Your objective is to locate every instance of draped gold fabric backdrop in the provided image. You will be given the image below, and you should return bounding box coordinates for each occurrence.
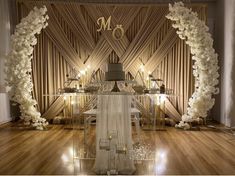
[17,1,207,120]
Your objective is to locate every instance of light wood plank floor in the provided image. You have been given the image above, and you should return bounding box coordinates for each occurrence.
[0,124,235,175]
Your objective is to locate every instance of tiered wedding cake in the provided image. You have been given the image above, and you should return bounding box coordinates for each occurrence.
[105,63,125,81]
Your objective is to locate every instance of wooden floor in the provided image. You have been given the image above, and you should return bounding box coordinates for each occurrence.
[1,123,235,175]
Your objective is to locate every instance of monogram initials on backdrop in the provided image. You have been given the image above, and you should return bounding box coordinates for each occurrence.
[96,16,125,40]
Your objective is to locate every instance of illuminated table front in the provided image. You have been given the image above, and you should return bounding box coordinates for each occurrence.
[43,92,169,175]
[83,107,141,146]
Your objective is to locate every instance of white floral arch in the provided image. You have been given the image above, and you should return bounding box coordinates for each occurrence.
[5,6,49,130]
[166,2,219,129]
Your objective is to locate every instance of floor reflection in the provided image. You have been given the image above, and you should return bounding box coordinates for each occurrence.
[154,149,168,174]
[61,147,74,174]
[72,126,170,175]
[2,125,234,175]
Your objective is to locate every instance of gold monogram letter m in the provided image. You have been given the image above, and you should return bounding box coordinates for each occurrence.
[97,16,112,32]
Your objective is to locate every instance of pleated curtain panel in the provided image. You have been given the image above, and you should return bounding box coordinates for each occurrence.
[16,1,207,120]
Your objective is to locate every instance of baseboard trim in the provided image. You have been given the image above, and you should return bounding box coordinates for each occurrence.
[0,120,12,127]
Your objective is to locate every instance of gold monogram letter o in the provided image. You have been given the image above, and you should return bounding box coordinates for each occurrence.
[112,25,124,40]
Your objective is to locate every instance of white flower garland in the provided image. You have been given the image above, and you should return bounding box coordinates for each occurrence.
[5,6,49,130]
[166,2,219,130]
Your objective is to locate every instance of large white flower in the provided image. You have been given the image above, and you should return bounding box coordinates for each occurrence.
[166,2,219,129]
[5,6,49,130]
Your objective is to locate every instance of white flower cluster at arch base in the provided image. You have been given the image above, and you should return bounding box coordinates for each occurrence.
[166,2,219,130]
[5,6,49,130]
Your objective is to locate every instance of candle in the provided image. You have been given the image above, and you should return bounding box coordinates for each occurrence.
[123,147,127,153]
[146,77,149,89]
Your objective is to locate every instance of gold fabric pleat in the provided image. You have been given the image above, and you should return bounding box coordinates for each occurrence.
[16,1,207,120]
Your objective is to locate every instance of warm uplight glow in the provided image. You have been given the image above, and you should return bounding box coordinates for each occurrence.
[64,96,67,100]
[148,71,151,75]
[87,65,91,69]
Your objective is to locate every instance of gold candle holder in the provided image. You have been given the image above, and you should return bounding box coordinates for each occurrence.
[99,138,110,151]
[116,143,127,154]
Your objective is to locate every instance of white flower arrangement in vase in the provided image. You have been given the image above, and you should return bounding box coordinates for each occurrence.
[5,6,49,130]
[166,2,219,130]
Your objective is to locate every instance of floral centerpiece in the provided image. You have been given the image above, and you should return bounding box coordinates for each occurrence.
[166,2,219,129]
[5,6,49,130]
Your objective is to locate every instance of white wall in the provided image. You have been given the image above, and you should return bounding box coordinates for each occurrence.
[213,0,235,127]
[224,0,235,127]
[0,0,11,124]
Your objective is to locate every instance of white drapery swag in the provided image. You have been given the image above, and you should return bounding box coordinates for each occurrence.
[93,94,135,174]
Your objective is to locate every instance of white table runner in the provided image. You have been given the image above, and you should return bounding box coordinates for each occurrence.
[93,95,135,174]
